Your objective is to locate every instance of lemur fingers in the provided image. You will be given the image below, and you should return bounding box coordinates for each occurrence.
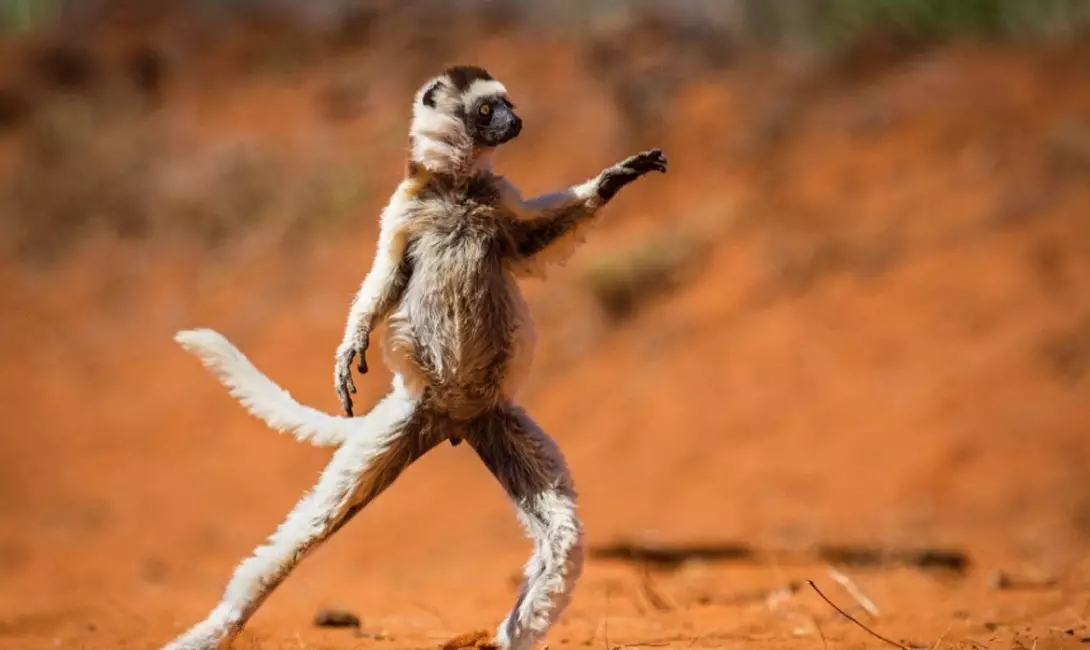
[597,148,668,201]
[618,148,668,174]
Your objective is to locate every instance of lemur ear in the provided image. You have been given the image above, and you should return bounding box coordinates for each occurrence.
[421,80,442,108]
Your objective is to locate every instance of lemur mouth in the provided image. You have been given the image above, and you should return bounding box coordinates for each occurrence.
[497,116,522,144]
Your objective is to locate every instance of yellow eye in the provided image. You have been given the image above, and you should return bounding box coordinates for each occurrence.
[479,103,491,115]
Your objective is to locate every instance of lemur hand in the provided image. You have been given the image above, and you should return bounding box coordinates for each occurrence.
[334,335,369,416]
[597,148,668,202]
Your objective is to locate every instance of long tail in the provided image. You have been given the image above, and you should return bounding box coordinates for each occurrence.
[174,328,356,448]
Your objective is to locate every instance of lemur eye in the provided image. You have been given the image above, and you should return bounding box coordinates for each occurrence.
[479,103,491,116]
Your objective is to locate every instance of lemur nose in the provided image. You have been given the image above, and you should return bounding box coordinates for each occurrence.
[511,116,523,135]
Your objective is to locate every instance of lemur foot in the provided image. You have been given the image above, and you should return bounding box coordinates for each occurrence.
[597,148,668,201]
[161,617,239,650]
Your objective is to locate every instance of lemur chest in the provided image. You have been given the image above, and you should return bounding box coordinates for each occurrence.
[409,191,514,267]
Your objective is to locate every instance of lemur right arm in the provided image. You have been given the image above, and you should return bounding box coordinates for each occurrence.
[335,183,415,416]
[501,149,667,275]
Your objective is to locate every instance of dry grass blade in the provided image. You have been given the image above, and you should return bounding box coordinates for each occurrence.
[807,580,911,650]
[815,616,828,650]
[827,567,880,618]
[603,584,612,650]
[638,565,675,612]
[929,624,952,650]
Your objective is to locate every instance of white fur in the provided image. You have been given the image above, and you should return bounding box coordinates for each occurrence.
[175,329,358,447]
[162,380,424,650]
[464,78,508,105]
[408,74,472,175]
[409,105,470,173]
[498,487,584,650]
[218,390,414,609]
[341,182,414,343]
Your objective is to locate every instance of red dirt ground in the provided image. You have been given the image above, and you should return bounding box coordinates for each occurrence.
[2,28,1090,650]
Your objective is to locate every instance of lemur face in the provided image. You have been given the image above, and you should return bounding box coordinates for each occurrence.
[466,92,521,147]
[417,65,522,149]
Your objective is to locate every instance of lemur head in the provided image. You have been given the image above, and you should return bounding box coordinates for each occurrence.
[408,65,521,176]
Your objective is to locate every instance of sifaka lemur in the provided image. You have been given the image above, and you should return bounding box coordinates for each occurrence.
[162,64,667,650]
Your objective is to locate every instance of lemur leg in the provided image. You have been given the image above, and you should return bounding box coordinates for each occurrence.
[162,386,439,650]
[468,405,585,650]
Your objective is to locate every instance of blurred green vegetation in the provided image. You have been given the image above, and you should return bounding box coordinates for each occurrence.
[2,0,1089,43]
[819,0,1090,44]
[0,0,63,34]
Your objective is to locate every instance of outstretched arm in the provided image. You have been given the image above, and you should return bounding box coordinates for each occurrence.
[501,149,667,275]
[335,184,415,416]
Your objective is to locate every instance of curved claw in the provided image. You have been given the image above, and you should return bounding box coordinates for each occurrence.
[336,380,354,417]
[335,346,359,416]
[338,384,354,417]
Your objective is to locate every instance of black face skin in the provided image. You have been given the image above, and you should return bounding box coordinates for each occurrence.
[467,94,522,147]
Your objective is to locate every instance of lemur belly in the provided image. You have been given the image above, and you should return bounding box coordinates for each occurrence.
[381,229,531,418]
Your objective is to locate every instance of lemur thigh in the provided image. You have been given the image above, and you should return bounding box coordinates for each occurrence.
[468,406,585,650]
[163,389,437,650]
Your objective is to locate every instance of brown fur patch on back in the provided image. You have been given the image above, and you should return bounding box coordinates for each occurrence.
[438,629,500,650]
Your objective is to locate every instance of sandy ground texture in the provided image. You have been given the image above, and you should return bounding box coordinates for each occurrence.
[1,26,1090,650]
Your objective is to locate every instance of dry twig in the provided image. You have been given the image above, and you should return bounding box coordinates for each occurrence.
[807,580,911,650]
